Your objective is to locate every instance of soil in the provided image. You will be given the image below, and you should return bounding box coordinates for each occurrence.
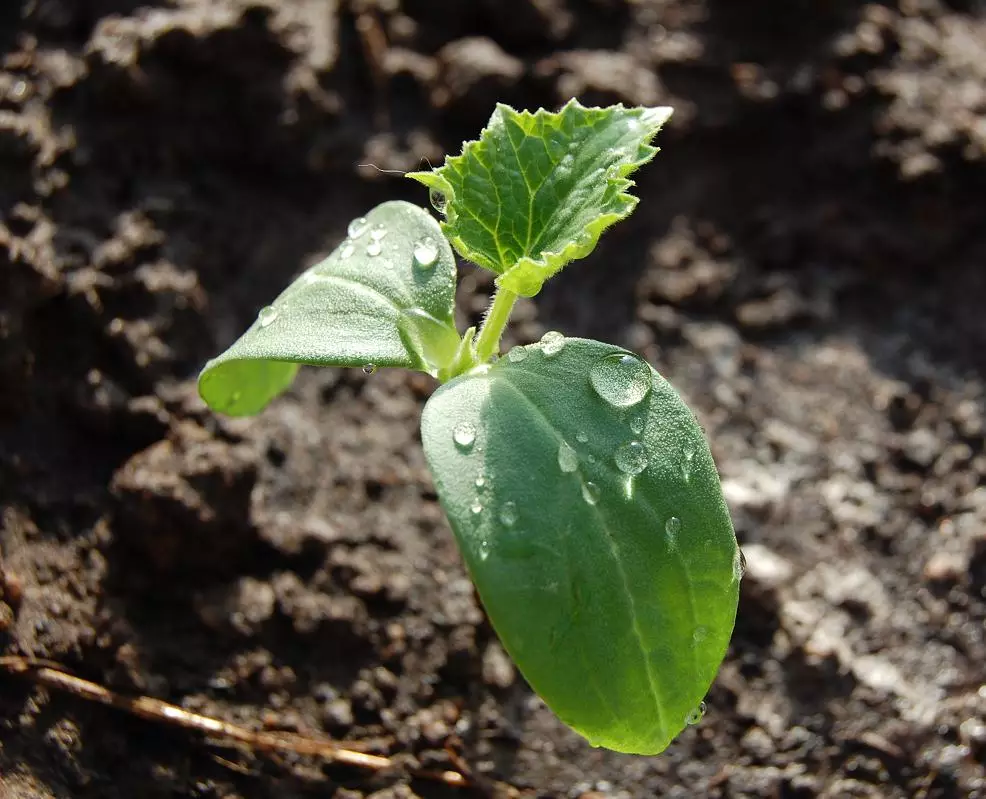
[2,0,985,797]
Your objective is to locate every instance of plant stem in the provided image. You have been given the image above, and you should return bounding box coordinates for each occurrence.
[474,287,518,363]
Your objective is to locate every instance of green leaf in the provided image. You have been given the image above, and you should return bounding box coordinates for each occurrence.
[421,336,739,754]
[407,100,671,297]
[198,201,459,416]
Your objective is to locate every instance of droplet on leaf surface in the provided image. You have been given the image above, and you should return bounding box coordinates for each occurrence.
[430,188,447,214]
[499,501,518,527]
[589,353,652,408]
[614,440,648,475]
[348,217,369,238]
[366,240,383,257]
[453,421,477,451]
[362,363,376,375]
[507,346,528,363]
[686,702,707,726]
[581,481,600,505]
[258,306,278,328]
[540,330,565,356]
[413,236,439,268]
[557,441,579,473]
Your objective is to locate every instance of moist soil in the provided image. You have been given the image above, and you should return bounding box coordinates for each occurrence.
[2,1,985,797]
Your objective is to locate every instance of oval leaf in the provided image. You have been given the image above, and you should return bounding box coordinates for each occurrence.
[421,337,739,754]
[199,201,458,416]
[407,100,671,297]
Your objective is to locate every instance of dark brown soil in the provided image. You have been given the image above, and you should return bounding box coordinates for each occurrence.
[2,1,985,797]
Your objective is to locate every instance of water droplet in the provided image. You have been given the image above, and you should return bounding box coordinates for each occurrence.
[362,363,376,375]
[693,625,708,644]
[430,188,447,214]
[258,306,278,327]
[413,236,439,268]
[581,481,600,505]
[576,430,589,444]
[733,548,747,582]
[557,441,578,473]
[348,217,369,238]
[630,416,644,435]
[370,223,387,241]
[665,516,681,548]
[685,702,707,726]
[681,442,697,482]
[453,421,477,451]
[477,538,490,560]
[589,353,652,408]
[507,345,528,363]
[366,240,383,257]
[499,501,518,527]
[471,500,483,515]
[339,242,355,260]
[614,440,648,475]
[540,330,565,357]
[475,474,486,491]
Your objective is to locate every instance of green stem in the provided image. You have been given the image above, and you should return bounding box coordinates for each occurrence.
[474,288,518,363]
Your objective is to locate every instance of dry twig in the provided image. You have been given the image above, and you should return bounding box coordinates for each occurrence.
[0,655,469,789]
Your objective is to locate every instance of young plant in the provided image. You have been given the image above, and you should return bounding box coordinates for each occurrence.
[198,101,740,755]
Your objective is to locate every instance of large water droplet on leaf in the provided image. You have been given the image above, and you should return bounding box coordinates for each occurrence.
[507,345,528,363]
[430,188,447,214]
[366,240,383,257]
[499,501,518,527]
[589,353,651,408]
[685,702,707,726]
[413,236,439,268]
[348,217,369,238]
[370,223,387,241]
[614,440,648,475]
[339,242,355,260]
[540,330,565,357]
[258,306,278,328]
[557,441,578,473]
[453,421,476,451]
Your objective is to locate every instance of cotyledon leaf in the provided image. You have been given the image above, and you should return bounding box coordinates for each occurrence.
[198,201,459,416]
[407,100,672,297]
[421,336,739,754]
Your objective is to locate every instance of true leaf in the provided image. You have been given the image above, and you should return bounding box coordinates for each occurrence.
[407,100,671,297]
[421,337,739,754]
[199,201,459,416]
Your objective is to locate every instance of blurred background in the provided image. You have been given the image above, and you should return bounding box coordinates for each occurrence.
[1,1,985,797]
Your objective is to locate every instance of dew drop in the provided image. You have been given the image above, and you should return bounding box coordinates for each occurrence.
[475,474,486,491]
[362,363,376,375]
[258,305,278,328]
[471,500,483,515]
[430,188,447,214]
[370,223,387,241]
[499,501,518,527]
[507,345,528,363]
[576,430,589,444]
[733,548,747,582]
[614,440,648,475]
[581,481,600,506]
[366,240,383,257]
[477,538,490,559]
[685,702,707,726]
[589,353,652,408]
[693,625,708,644]
[557,441,578,473]
[665,516,681,547]
[540,330,565,357]
[630,416,644,435]
[453,421,477,451]
[339,242,356,260]
[412,236,439,268]
[348,216,370,238]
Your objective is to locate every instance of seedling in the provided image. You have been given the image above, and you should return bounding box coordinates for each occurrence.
[198,101,740,755]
